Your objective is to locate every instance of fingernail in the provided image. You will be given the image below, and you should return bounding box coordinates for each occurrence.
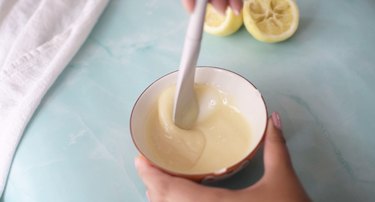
[233,8,240,15]
[146,190,151,202]
[220,9,226,16]
[272,112,282,130]
[214,5,226,16]
[134,157,140,169]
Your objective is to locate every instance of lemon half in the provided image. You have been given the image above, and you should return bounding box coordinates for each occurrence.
[204,4,243,37]
[243,0,299,43]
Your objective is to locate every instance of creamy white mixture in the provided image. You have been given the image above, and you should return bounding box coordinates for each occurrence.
[146,84,251,174]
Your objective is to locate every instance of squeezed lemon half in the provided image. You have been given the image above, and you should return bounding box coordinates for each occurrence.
[243,0,299,43]
[204,4,243,37]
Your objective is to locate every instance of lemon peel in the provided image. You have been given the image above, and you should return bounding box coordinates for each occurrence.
[204,4,243,37]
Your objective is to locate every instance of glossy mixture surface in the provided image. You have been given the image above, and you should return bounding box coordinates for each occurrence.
[146,84,251,174]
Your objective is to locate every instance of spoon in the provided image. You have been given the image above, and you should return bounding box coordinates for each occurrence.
[173,0,208,129]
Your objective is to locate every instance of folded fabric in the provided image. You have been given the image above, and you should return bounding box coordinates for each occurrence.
[0,0,109,196]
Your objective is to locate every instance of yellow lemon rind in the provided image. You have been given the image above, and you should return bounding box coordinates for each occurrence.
[204,6,243,37]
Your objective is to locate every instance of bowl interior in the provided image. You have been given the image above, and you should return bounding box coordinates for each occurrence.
[130,67,267,175]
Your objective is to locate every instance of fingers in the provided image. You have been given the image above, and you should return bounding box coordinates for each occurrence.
[182,0,195,13]
[135,157,171,202]
[260,112,311,201]
[182,0,242,15]
[228,0,243,15]
[135,157,168,191]
[210,0,228,15]
[135,156,223,202]
[263,112,295,178]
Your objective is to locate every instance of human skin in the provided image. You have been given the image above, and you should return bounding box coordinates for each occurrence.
[182,0,243,15]
[135,112,311,202]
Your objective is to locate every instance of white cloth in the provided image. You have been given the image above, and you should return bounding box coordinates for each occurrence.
[0,0,109,195]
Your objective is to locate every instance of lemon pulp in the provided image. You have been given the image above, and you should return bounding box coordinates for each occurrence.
[243,0,299,43]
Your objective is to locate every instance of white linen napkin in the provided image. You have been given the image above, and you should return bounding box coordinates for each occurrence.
[0,0,109,195]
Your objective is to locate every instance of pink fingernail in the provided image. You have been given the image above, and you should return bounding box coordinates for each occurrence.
[272,112,282,130]
[134,157,140,169]
[146,191,151,202]
[220,9,226,16]
[233,8,240,15]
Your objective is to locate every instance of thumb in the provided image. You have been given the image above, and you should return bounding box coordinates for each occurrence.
[135,156,225,202]
[258,112,311,201]
[263,112,295,178]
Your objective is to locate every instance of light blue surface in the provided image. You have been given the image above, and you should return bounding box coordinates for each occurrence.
[2,0,375,201]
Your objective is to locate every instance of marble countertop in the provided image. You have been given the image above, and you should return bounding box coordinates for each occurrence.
[2,0,375,201]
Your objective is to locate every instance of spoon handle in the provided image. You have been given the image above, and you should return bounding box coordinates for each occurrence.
[173,0,208,129]
[178,0,207,78]
[186,0,208,41]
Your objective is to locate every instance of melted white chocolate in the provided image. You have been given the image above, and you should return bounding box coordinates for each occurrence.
[146,84,251,174]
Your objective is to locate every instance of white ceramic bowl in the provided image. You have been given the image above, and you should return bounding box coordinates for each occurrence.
[130,66,268,182]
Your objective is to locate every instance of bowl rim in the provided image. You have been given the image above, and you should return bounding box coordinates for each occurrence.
[129,66,268,180]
